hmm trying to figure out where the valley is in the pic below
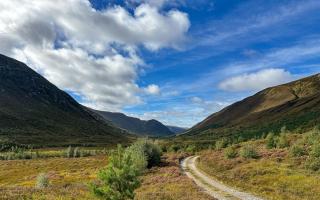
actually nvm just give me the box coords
[0,1,319,199]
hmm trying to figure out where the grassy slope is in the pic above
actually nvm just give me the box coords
[197,132,320,200]
[0,54,132,147]
[180,74,320,143]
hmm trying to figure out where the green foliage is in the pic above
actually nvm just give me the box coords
[186,145,196,153]
[289,143,305,157]
[66,146,74,158]
[36,173,49,189]
[303,127,320,145]
[168,144,180,152]
[224,146,237,159]
[277,132,290,148]
[305,157,320,171]
[91,140,162,199]
[240,145,258,159]
[125,142,147,173]
[266,132,277,149]
[91,145,141,200]
[141,140,162,168]
[215,139,228,150]
[310,143,320,158]
[73,147,80,158]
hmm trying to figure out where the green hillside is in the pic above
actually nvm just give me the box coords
[0,54,132,147]
[180,74,320,142]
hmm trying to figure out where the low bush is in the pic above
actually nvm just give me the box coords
[36,173,49,189]
[289,143,305,157]
[266,132,277,149]
[240,145,258,159]
[310,143,320,158]
[215,139,228,150]
[277,132,290,148]
[224,146,237,159]
[305,157,320,171]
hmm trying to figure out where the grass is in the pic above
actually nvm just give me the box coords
[0,155,107,199]
[197,132,320,200]
[0,149,213,200]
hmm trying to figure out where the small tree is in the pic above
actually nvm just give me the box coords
[215,139,228,150]
[266,132,276,149]
[240,145,258,159]
[224,146,237,159]
[36,173,49,189]
[277,132,289,148]
[66,146,73,158]
[73,147,80,158]
[289,143,305,157]
[310,143,320,158]
[91,145,142,200]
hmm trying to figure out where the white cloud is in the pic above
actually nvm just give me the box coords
[190,96,203,104]
[144,84,161,95]
[219,68,295,92]
[0,0,190,111]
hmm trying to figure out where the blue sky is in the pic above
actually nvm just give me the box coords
[1,0,320,127]
[122,0,320,127]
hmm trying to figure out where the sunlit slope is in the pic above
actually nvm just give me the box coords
[183,73,320,140]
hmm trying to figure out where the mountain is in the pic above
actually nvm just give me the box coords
[167,126,187,134]
[0,54,131,147]
[183,74,320,141]
[94,111,175,137]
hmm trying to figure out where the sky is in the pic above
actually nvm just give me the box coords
[0,0,320,127]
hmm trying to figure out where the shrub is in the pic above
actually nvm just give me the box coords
[303,127,320,145]
[140,140,162,168]
[125,143,147,173]
[289,144,305,157]
[91,145,141,200]
[277,132,290,148]
[168,144,180,152]
[215,139,228,150]
[305,157,320,171]
[266,132,277,149]
[66,146,73,158]
[310,143,320,158]
[73,147,80,158]
[224,146,237,159]
[36,173,49,189]
[240,145,258,159]
[186,145,196,153]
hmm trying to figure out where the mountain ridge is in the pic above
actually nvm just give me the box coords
[183,73,320,141]
[94,110,176,137]
[0,54,131,146]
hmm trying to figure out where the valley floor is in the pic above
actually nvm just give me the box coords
[0,152,212,200]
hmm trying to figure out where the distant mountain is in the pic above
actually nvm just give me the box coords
[167,126,187,134]
[0,54,131,146]
[183,74,320,141]
[94,111,175,137]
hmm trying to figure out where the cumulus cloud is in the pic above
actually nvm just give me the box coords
[143,84,161,95]
[0,0,190,110]
[218,68,295,92]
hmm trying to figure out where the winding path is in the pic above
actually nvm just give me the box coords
[181,156,264,200]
